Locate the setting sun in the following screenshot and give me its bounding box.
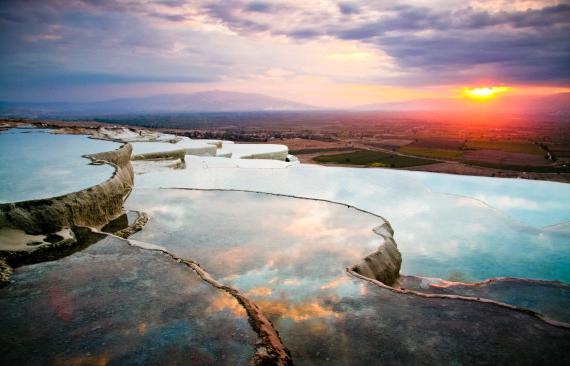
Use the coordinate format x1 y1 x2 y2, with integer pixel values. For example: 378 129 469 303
462 86 511 100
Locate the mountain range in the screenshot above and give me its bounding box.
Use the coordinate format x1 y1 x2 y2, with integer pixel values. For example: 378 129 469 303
0 91 315 116
1 90 568 117
355 92 570 116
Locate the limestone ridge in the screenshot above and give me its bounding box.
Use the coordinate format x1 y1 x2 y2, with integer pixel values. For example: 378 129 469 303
351 221 402 286
0 143 134 234
131 148 187 161
120 236 294 366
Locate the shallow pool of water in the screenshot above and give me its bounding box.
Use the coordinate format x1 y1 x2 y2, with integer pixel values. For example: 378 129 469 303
125 189 570 364
0 128 118 202
0 235 255 365
128 189 382 289
134 162 570 282
401 169 570 228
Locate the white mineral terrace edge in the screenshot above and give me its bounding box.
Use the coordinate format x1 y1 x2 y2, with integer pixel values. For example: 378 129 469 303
0 142 134 234
98 127 290 161
0 128 120 202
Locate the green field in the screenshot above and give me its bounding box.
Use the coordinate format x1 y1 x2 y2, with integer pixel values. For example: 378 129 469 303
313 150 436 168
465 161 570 173
465 141 542 155
289 147 354 155
398 146 463 160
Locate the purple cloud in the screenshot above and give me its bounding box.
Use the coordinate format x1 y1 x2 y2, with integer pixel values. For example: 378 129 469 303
0 0 568 102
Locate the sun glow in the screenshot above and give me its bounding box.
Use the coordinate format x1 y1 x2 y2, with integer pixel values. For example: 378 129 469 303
462 86 511 100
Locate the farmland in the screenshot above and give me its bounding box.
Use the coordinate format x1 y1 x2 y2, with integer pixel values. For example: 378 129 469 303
313 150 438 168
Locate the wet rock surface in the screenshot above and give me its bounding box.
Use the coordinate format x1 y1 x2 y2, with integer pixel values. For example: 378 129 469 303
351 234 401 286
0 141 134 287
126 188 570 365
399 275 570 324
101 210 149 239
0 258 12 287
131 148 187 162
293 280 570 366
0 227 105 286
0 235 257 365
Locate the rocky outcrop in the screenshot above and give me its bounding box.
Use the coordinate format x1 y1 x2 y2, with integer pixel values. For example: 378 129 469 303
0 227 107 287
350 222 402 286
0 140 132 286
0 258 13 287
0 143 134 234
92 127 180 142
241 149 289 161
113 211 149 238
126 238 293 366
176 139 219 156
89 143 133 167
229 145 289 161
131 148 186 161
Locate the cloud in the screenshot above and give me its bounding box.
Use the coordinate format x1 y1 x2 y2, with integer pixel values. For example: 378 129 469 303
243 2 275 13
338 2 360 15
201 1 272 33
331 4 570 38
176 1 569 85
0 0 568 102
288 28 322 39
148 12 188 22
25 33 62 42
2 72 217 87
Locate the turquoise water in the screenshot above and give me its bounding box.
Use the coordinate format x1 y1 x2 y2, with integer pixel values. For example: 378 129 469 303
135 162 570 283
3 229 567 365
401 170 570 228
124 189 570 364
1 136 569 364
127 187 570 283
0 128 118 203
1 127 567 281
128 189 382 291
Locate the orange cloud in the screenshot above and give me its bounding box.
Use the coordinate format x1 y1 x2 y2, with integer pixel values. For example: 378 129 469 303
320 275 350 290
207 293 246 317
257 300 340 322
246 287 273 296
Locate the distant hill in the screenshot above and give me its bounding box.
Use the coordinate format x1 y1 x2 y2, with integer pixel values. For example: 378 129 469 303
2 91 568 118
355 92 570 116
0 90 316 116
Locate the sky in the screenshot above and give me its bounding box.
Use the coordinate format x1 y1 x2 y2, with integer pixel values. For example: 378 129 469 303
0 0 569 108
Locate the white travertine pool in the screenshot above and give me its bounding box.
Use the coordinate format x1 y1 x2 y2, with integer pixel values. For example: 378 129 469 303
0 128 119 203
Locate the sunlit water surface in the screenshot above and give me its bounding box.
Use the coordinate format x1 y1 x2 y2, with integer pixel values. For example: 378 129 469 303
135 160 570 283
126 189 570 364
1 134 569 364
